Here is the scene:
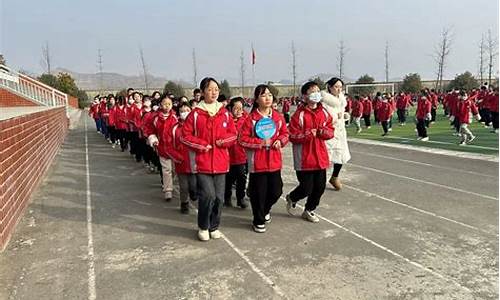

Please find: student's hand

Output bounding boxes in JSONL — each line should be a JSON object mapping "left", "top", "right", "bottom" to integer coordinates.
{"left": 262, "top": 139, "right": 271, "bottom": 147}
{"left": 272, "top": 140, "right": 281, "bottom": 149}
{"left": 153, "top": 141, "right": 159, "bottom": 147}
{"left": 310, "top": 129, "right": 317, "bottom": 137}
{"left": 205, "top": 145, "right": 213, "bottom": 152}
{"left": 215, "top": 140, "right": 224, "bottom": 147}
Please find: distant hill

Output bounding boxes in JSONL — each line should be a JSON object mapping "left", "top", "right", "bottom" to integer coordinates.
{"left": 52, "top": 68, "right": 192, "bottom": 90}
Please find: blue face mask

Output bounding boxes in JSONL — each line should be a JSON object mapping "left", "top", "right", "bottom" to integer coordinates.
{"left": 308, "top": 92, "right": 322, "bottom": 103}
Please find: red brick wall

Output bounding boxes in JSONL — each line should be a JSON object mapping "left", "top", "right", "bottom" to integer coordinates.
{"left": 0, "top": 89, "right": 39, "bottom": 107}
{"left": 0, "top": 107, "right": 68, "bottom": 251}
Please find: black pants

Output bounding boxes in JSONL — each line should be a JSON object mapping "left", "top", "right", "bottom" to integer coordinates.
{"left": 480, "top": 108, "right": 492, "bottom": 125}
{"left": 397, "top": 109, "right": 407, "bottom": 124}
{"left": 381, "top": 121, "right": 389, "bottom": 134}
{"left": 225, "top": 163, "right": 247, "bottom": 203}
{"left": 108, "top": 126, "right": 117, "bottom": 143}
{"left": 374, "top": 109, "right": 379, "bottom": 123}
{"left": 416, "top": 118, "right": 427, "bottom": 138}
{"left": 453, "top": 117, "right": 460, "bottom": 133}
{"left": 248, "top": 171, "right": 283, "bottom": 226}
{"left": 140, "top": 139, "right": 152, "bottom": 164}
{"left": 492, "top": 111, "right": 499, "bottom": 129}
{"left": 289, "top": 169, "right": 326, "bottom": 212}
{"left": 284, "top": 113, "right": 290, "bottom": 124}
{"left": 363, "top": 114, "right": 371, "bottom": 127}
{"left": 332, "top": 163, "right": 342, "bottom": 177}
{"left": 129, "top": 131, "right": 141, "bottom": 162}
{"left": 116, "top": 129, "right": 127, "bottom": 151}
{"left": 431, "top": 108, "right": 437, "bottom": 122}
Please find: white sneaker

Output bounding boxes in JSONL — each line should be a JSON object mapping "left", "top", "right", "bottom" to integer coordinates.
{"left": 421, "top": 137, "right": 429, "bottom": 142}
{"left": 198, "top": 229, "right": 210, "bottom": 241}
{"left": 286, "top": 194, "right": 299, "bottom": 216}
{"left": 253, "top": 224, "right": 266, "bottom": 233}
{"left": 264, "top": 213, "right": 272, "bottom": 224}
{"left": 112, "top": 144, "right": 116, "bottom": 149}
{"left": 302, "top": 210, "right": 320, "bottom": 223}
{"left": 209, "top": 230, "right": 222, "bottom": 239}
{"left": 388, "top": 128, "right": 392, "bottom": 132}
{"left": 467, "top": 136, "right": 476, "bottom": 144}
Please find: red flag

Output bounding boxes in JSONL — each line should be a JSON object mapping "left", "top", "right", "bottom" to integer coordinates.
{"left": 251, "top": 48, "right": 256, "bottom": 65}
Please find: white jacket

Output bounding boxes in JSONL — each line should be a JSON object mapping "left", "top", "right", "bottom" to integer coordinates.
{"left": 321, "top": 91, "right": 351, "bottom": 164}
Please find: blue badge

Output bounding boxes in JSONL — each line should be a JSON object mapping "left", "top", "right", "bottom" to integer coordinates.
{"left": 255, "top": 117, "right": 277, "bottom": 139}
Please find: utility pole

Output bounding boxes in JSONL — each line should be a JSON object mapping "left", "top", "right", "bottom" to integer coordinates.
{"left": 291, "top": 41, "right": 297, "bottom": 97}
{"left": 479, "top": 34, "right": 486, "bottom": 84}
{"left": 337, "top": 40, "right": 346, "bottom": 79}
{"left": 385, "top": 41, "right": 390, "bottom": 83}
{"left": 139, "top": 46, "right": 149, "bottom": 92}
{"left": 192, "top": 48, "right": 198, "bottom": 87}
{"left": 97, "top": 48, "right": 104, "bottom": 95}
{"left": 240, "top": 50, "right": 245, "bottom": 97}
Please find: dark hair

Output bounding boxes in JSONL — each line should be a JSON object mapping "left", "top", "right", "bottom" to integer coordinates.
{"left": 217, "top": 94, "right": 227, "bottom": 102}
{"left": 117, "top": 95, "right": 125, "bottom": 105}
{"left": 227, "top": 97, "right": 243, "bottom": 111}
{"left": 107, "top": 94, "right": 115, "bottom": 98}
{"left": 152, "top": 91, "right": 161, "bottom": 99}
{"left": 326, "top": 77, "right": 344, "bottom": 91}
{"left": 200, "top": 77, "right": 220, "bottom": 91}
{"left": 300, "top": 81, "right": 319, "bottom": 95}
{"left": 127, "top": 88, "right": 134, "bottom": 93}
{"left": 252, "top": 84, "right": 272, "bottom": 110}
{"left": 131, "top": 91, "right": 141, "bottom": 99}
{"left": 193, "top": 88, "right": 201, "bottom": 94}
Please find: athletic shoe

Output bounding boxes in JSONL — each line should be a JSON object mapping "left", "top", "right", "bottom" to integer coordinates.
{"left": 237, "top": 198, "right": 248, "bottom": 209}
{"left": 264, "top": 213, "right": 272, "bottom": 224}
{"left": 416, "top": 137, "right": 422, "bottom": 141}
{"left": 112, "top": 144, "right": 116, "bottom": 149}
{"left": 381, "top": 133, "right": 388, "bottom": 136}
{"left": 286, "top": 194, "right": 299, "bottom": 216}
{"left": 421, "top": 137, "right": 429, "bottom": 142}
{"left": 356, "top": 129, "right": 362, "bottom": 134}
{"left": 459, "top": 141, "right": 466, "bottom": 146}
{"left": 253, "top": 224, "right": 266, "bottom": 233}
{"left": 388, "top": 128, "right": 392, "bottom": 132}
{"left": 198, "top": 229, "right": 210, "bottom": 241}
{"left": 180, "top": 202, "right": 190, "bottom": 214}
{"left": 467, "top": 135, "right": 476, "bottom": 144}
{"left": 209, "top": 230, "right": 222, "bottom": 239}
{"left": 367, "top": 126, "right": 371, "bottom": 129}
{"left": 302, "top": 210, "right": 320, "bottom": 223}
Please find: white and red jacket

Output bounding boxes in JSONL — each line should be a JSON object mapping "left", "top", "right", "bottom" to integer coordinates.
{"left": 396, "top": 94, "right": 412, "bottom": 110}
{"left": 148, "top": 110, "right": 178, "bottom": 159}
{"left": 361, "top": 98, "right": 372, "bottom": 116}
{"left": 181, "top": 105, "right": 237, "bottom": 174}
{"left": 89, "top": 103, "right": 99, "bottom": 119}
{"left": 166, "top": 121, "right": 194, "bottom": 174}
{"left": 289, "top": 104, "right": 334, "bottom": 171}
{"left": 416, "top": 97, "right": 432, "bottom": 120}
{"left": 456, "top": 99, "right": 479, "bottom": 124}
{"left": 229, "top": 113, "right": 248, "bottom": 165}
{"left": 128, "top": 104, "right": 143, "bottom": 132}
{"left": 376, "top": 101, "right": 393, "bottom": 122}
{"left": 351, "top": 100, "right": 364, "bottom": 118}
{"left": 108, "top": 105, "right": 117, "bottom": 127}
{"left": 238, "top": 109, "right": 289, "bottom": 173}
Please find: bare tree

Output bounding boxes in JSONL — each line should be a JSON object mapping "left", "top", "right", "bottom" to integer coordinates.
{"left": 0, "top": 54, "right": 6, "bottom": 65}
{"left": 192, "top": 48, "right": 198, "bottom": 87}
{"left": 486, "top": 29, "right": 498, "bottom": 86}
{"left": 240, "top": 50, "right": 245, "bottom": 97}
{"left": 385, "top": 41, "right": 390, "bottom": 83}
{"left": 433, "top": 28, "right": 453, "bottom": 91}
{"left": 97, "top": 49, "right": 104, "bottom": 94}
{"left": 291, "top": 41, "right": 297, "bottom": 96}
{"left": 337, "top": 40, "right": 347, "bottom": 79}
{"left": 41, "top": 41, "right": 52, "bottom": 74}
{"left": 139, "top": 46, "right": 149, "bottom": 91}
{"left": 478, "top": 34, "right": 487, "bottom": 84}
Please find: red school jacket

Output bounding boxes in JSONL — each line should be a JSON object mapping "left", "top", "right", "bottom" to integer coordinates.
{"left": 115, "top": 105, "right": 129, "bottom": 130}
{"left": 108, "top": 105, "right": 117, "bottom": 127}
{"left": 165, "top": 121, "right": 195, "bottom": 174}
{"left": 181, "top": 106, "right": 237, "bottom": 174}
{"left": 152, "top": 111, "right": 178, "bottom": 159}
{"left": 415, "top": 97, "right": 432, "bottom": 120}
{"left": 456, "top": 99, "right": 479, "bottom": 124}
{"left": 289, "top": 104, "right": 334, "bottom": 171}
{"left": 361, "top": 98, "right": 372, "bottom": 116}
{"left": 351, "top": 100, "right": 364, "bottom": 118}
{"left": 376, "top": 101, "right": 393, "bottom": 122}
{"left": 229, "top": 113, "right": 248, "bottom": 165}
{"left": 238, "top": 109, "right": 289, "bottom": 173}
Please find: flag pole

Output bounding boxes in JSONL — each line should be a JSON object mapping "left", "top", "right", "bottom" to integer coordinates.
{"left": 252, "top": 43, "right": 256, "bottom": 91}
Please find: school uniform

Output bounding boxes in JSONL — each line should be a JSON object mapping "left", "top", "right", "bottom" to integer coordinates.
{"left": 376, "top": 101, "right": 393, "bottom": 135}
{"left": 115, "top": 105, "right": 129, "bottom": 151}
{"left": 351, "top": 100, "right": 363, "bottom": 131}
{"left": 239, "top": 109, "right": 288, "bottom": 227}
{"left": 225, "top": 112, "right": 248, "bottom": 207}
{"left": 416, "top": 97, "right": 432, "bottom": 138}
{"left": 456, "top": 98, "right": 479, "bottom": 143}
{"left": 361, "top": 97, "right": 373, "bottom": 127}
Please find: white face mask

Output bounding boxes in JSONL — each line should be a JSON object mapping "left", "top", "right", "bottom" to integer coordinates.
{"left": 152, "top": 105, "right": 159, "bottom": 111}
{"left": 308, "top": 92, "right": 322, "bottom": 103}
{"left": 180, "top": 111, "right": 190, "bottom": 120}
{"left": 128, "top": 99, "right": 134, "bottom": 105}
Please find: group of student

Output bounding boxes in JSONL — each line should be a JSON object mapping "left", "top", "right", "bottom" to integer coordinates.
{"left": 341, "top": 85, "right": 499, "bottom": 144}
{"left": 89, "top": 77, "right": 353, "bottom": 241}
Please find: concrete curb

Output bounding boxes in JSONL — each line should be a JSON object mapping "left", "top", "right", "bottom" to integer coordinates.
{"left": 348, "top": 137, "right": 499, "bottom": 163}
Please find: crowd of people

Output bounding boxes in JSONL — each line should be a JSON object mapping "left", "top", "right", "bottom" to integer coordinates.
{"left": 88, "top": 77, "right": 352, "bottom": 241}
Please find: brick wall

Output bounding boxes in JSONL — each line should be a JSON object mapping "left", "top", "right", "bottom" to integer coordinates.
{"left": 0, "top": 89, "right": 39, "bottom": 107}
{"left": 0, "top": 107, "right": 68, "bottom": 251}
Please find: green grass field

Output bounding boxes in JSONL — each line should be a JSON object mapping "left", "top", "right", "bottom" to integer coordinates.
{"left": 345, "top": 107, "right": 499, "bottom": 156}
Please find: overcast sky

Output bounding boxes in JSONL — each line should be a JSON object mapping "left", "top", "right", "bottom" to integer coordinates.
{"left": 1, "top": 0, "right": 498, "bottom": 84}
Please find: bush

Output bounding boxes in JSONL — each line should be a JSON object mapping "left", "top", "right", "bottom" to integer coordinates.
{"left": 400, "top": 73, "right": 423, "bottom": 93}
{"left": 447, "top": 71, "right": 479, "bottom": 91}
{"left": 163, "top": 81, "right": 185, "bottom": 98}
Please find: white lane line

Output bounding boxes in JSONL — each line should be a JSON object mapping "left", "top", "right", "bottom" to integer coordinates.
{"left": 350, "top": 163, "right": 498, "bottom": 201}
{"left": 84, "top": 117, "right": 97, "bottom": 300}
{"left": 193, "top": 208, "right": 287, "bottom": 299}
{"left": 280, "top": 197, "right": 473, "bottom": 294}
{"left": 343, "top": 184, "right": 498, "bottom": 237}
{"left": 350, "top": 150, "right": 498, "bottom": 179}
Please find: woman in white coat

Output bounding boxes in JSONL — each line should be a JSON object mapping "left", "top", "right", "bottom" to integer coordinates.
{"left": 321, "top": 77, "right": 351, "bottom": 190}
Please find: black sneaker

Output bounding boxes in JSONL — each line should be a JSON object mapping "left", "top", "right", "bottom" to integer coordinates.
{"left": 237, "top": 199, "right": 248, "bottom": 209}
{"left": 224, "top": 200, "right": 233, "bottom": 208}
{"left": 180, "top": 202, "right": 189, "bottom": 214}
{"left": 253, "top": 224, "right": 266, "bottom": 233}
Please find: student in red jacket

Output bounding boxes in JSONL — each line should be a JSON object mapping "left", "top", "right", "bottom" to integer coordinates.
{"left": 224, "top": 97, "right": 249, "bottom": 209}
{"left": 182, "top": 77, "right": 237, "bottom": 241}
{"left": 239, "top": 84, "right": 288, "bottom": 233}
{"left": 448, "top": 90, "right": 460, "bottom": 135}
{"left": 456, "top": 91, "right": 481, "bottom": 145}
{"left": 351, "top": 95, "right": 364, "bottom": 133}
{"left": 396, "top": 92, "right": 412, "bottom": 125}
{"left": 429, "top": 89, "right": 439, "bottom": 123}
{"left": 286, "top": 81, "right": 334, "bottom": 223}
{"left": 147, "top": 95, "right": 178, "bottom": 202}
{"left": 107, "top": 95, "right": 118, "bottom": 148}
{"left": 361, "top": 96, "right": 372, "bottom": 128}
{"left": 139, "top": 96, "right": 154, "bottom": 170}
{"left": 377, "top": 96, "right": 393, "bottom": 136}
{"left": 415, "top": 93, "right": 432, "bottom": 141}
{"left": 89, "top": 96, "right": 101, "bottom": 133}
{"left": 489, "top": 89, "right": 499, "bottom": 133}
{"left": 282, "top": 98, "right": 291, "bottom": 124}
{"left": 115, "top": 96, "right": 129, "bottom": 152}
{"left": 128, "top": 92, "right": 144, "bottom": 162}
{"left": 98, "top": 96, "right": 110, "bottom": 141}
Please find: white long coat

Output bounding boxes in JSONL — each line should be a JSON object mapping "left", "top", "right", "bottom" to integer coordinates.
{"left": 321, "top": 91, "right": 351, "bottom": 164}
